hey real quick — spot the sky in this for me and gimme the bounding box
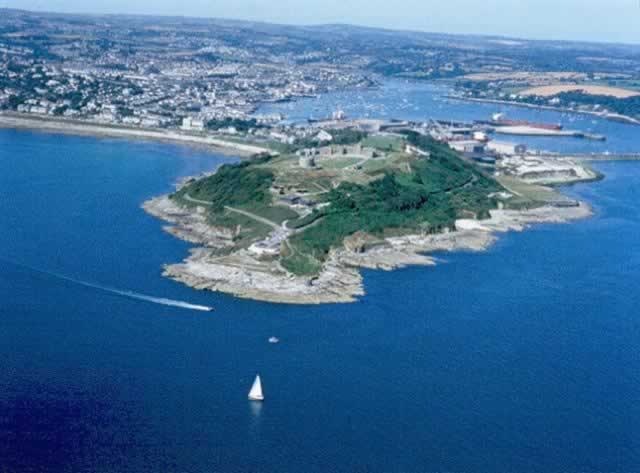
[2,0,640,44]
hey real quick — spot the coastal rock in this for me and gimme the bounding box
[143,196,235,247]
[163,249,364,304]
[144,193,592,305]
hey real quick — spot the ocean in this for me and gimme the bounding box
[1,83,639,472]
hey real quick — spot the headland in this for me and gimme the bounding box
[143,128,596,304]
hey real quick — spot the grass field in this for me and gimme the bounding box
[601,80,640,92]
[248,204,299,224]
[463,72,589,82]
[497,176,570,207]
[321,157,362,169]
[176,134,517,276]
[209,211,272,248]
[520,84,640,98]
[361,158,390,174]
[362,135,404,152]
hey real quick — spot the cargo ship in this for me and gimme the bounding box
[479,113,563,131]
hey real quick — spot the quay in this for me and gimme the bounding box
[539,153,640,161]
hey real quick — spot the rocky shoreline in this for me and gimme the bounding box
[143,194,592,304]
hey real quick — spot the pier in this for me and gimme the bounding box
[540,153,640,161]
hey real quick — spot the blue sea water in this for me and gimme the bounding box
[1,84,640,472]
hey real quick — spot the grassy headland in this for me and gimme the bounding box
[172,133,507,275]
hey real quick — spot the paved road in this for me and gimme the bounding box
[223,206,281,230]
[184,194,213,206]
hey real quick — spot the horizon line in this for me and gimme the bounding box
[3,6,640,48]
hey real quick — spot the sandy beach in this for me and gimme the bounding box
[0,113,272,158]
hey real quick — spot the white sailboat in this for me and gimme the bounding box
[248,375,264,401]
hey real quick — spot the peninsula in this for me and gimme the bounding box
[144,129,594,304]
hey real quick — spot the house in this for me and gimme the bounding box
[315,130,333,142]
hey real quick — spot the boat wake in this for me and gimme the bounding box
[93,287,214,312]
[1,258,213,312]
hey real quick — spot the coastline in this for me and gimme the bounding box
[3,108,600,305]
[446,95,640,126]
[143,193,592,305]
[0,113,272,158]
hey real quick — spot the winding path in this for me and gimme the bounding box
[223,206,281,230]
[184,194,214,206]
[185,193,322,232]
[184,194,279,228]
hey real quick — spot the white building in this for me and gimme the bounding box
[248,241,281,257]
[315,130,333,142]
[182,117,205,132]
[332,109,346,121]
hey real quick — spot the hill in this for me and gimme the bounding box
[173,133,504,275]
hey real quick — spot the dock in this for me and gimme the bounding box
[493,126,606,141]
[539,153,640,161]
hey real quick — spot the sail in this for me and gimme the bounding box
[248,375,264,401]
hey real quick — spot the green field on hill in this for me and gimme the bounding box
[173,133,509,275]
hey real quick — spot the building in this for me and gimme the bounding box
[181,117,205,132]
[332,109,346,121]
[405,144,431,158]
[449,140,486,155]
[472,131,489,142]
[315,130,333,142]
[299,155,316,168]
[141,117,161,128]
[487,141,528,156]
[248,241,281,257]
[316,143,376,158]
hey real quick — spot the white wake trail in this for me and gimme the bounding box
[2,258,214,312]
[107,289,214,312]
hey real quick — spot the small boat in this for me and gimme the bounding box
[248,375,264,401]
[268,336,280,344]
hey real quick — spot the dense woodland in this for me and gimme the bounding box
[173,157,275,212]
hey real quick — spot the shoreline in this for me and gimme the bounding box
[3,107,601,305]
[143,193,592,305]
[0,113,272,158]
[446,95,640,126]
